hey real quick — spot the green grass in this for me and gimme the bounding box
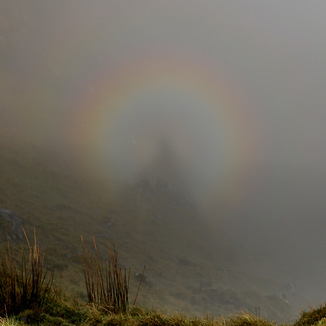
[3,303,326,326]
[4,305,326,326]
[0,316,21,326]
[293,305,326,326]
[0,304,280,326]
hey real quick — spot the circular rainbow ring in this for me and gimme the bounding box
[67,54,257,206]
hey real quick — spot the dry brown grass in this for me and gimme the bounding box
[0,229,54,317]
[81,236,132,313]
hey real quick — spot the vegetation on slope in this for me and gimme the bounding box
[0,228,326,326]
[294,305,326,326]
[2,295,326,326]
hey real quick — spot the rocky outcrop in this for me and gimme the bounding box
[0,208,24,242]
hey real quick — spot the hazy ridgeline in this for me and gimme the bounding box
[1,1,326,322]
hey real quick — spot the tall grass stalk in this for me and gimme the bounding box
[133,265,145,306]
[0,228,54,317]
[81,236,131,313]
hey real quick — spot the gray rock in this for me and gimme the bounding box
[0,208,24,241]
[135,272,153,288]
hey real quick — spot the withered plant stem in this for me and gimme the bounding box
[0,228,54,317]
[133,265,146,306]
[81,236,132,313]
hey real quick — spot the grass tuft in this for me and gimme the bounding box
[0,316,21,326]
[0,228,54,317]
[227,313,277,326]
[81,236,132,313]
[294,305,326,326]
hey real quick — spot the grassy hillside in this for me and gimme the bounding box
[0,136,307,322]
[1,227,326,326]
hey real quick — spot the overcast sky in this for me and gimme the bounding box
[1,1,326,173]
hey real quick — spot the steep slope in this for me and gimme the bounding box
[0,138,294,321]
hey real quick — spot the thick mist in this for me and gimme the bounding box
[2,0,326,317]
